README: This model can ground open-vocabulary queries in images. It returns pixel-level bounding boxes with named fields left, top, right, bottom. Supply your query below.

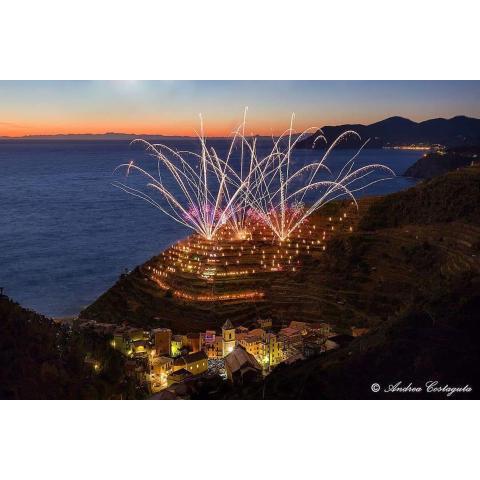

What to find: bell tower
left=222, top=319, right=236, bottom=357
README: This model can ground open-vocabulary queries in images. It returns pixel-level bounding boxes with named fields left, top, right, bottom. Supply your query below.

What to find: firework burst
left=114, top=112, right=395, bottom=242
left=113, top=115, right=252, bottom=240
left=234, top=114, right=395, bottom=241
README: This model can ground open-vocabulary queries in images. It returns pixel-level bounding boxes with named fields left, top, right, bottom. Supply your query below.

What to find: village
left=78, top=315, right=369, bottom=398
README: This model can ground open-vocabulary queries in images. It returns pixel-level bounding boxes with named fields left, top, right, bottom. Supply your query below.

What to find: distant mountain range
left=2, top=116, right=480, bottom=146
left=295, top=116, right=480, bottom=149
left=0, top=132, right=191, bottom=141
left=0, top=132, right=282, bottom=141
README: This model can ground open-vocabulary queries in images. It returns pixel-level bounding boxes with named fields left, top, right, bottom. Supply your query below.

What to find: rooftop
left=279, top=327, right=301, bottom=337
left=224, top=346, right=261, bottom=373
left=174, top=350, right=208, bottom=366
left=169, top=368, right=191, bottom=377
left=222, top=319, right=234, bottom=330
left=152, top=328, right=172, bottom=334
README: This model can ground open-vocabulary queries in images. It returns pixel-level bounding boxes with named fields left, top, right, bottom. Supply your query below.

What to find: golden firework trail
left=113, top=112, right=395, bottom=241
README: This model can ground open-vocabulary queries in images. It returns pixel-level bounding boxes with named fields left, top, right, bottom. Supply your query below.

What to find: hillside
left=361, top=165, right=480, bottom=229
left=404, top=146, right=480, bottom=178
left=81, top=166, right=480, bottom=339
left=0, top=295, right=146, bottom=399
left=295, top=116, right=480, bottom=149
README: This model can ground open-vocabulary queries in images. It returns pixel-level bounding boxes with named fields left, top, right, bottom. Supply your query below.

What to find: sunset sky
left=1, top=81, right=479, bottom=137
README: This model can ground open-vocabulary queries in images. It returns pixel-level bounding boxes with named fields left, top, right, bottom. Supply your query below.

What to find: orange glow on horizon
left=0, top=118, right=326, bottom=138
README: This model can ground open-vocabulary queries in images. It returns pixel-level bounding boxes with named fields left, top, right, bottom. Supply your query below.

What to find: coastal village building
left=151, top=356, right=174, bottom=390
left=224, top=346, right=262, bottom=384
left=236, top=328, right=284, bottom=368
left=236, top=326, right=249, bottom=335
left=173, top=351, right=208, bottom=376
left=289, top=321, right=309, bottom=335
left=171, top=335, right=183, bottom=357
left=239, top=335, right=264, bottom=358
left=222, top=320, right=236, bottom=357
left=111, top=327, right=149, bottom=357
left=308, top=322, right=335, bottom=337
left=279, top=327, right=303, bottom=348
left=303, top=339, right=325, bottom=358
left=152, top=328, right=172, bottom=356
left=200, top=330, right=223, bottom=359
left=129, top=329, right=146, bottom=342
left=257, top=318, right=272, bottom=330
left=151, top=356, right=174, bottom=376
left=103, top=313, right=340, bottom=394
left=112, top=332, right=129, bottom=355
left=238, top=329, right=264, bottom=358
left=278, top=327, right=304, bottom=359
left=186, top=333, right=201, bottom=353
left=167, top=369, right=192, bottom=386
left=263, top=333, right=283, bottom=367
left=132, top=339, right=148, bottom=357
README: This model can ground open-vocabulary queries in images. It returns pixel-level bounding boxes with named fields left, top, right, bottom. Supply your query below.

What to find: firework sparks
left=240, top=114, right=395, bottom=240
left=114, top=112, right=395, bottom=242
left=113, top=115, right=253, bottom=240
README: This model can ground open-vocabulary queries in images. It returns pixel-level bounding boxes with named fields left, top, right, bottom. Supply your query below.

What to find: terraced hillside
left=81, top=167, right=480, bottom=333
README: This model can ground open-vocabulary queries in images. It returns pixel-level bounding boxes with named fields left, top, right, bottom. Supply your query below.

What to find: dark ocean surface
left=0, top=139, right=421, bottom=317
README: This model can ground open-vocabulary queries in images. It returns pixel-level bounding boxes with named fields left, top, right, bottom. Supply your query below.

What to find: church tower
left=222, top=319, right=236, bottom=357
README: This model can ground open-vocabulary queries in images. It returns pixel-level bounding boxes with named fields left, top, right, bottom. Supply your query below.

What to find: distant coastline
left=3, top=115, right=479, bottom=144
left=295, top=115, right=480, bottom=150
left=0, top=133, right=199, bottom=141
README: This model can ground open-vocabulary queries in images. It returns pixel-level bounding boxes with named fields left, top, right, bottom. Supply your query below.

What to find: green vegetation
left=360, top=166, right=480, bottom=230
left=0, top=297, right=147, bottom=399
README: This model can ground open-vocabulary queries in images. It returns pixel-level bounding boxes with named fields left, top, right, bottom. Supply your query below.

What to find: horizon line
left=1, top=114, right=478, bottom=139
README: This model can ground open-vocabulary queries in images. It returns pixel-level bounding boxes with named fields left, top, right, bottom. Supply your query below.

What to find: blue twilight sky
left=0, top=80, right=479, bottom=136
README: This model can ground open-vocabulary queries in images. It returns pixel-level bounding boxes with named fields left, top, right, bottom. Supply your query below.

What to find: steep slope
left=360, top=165, right=480, bottom=229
